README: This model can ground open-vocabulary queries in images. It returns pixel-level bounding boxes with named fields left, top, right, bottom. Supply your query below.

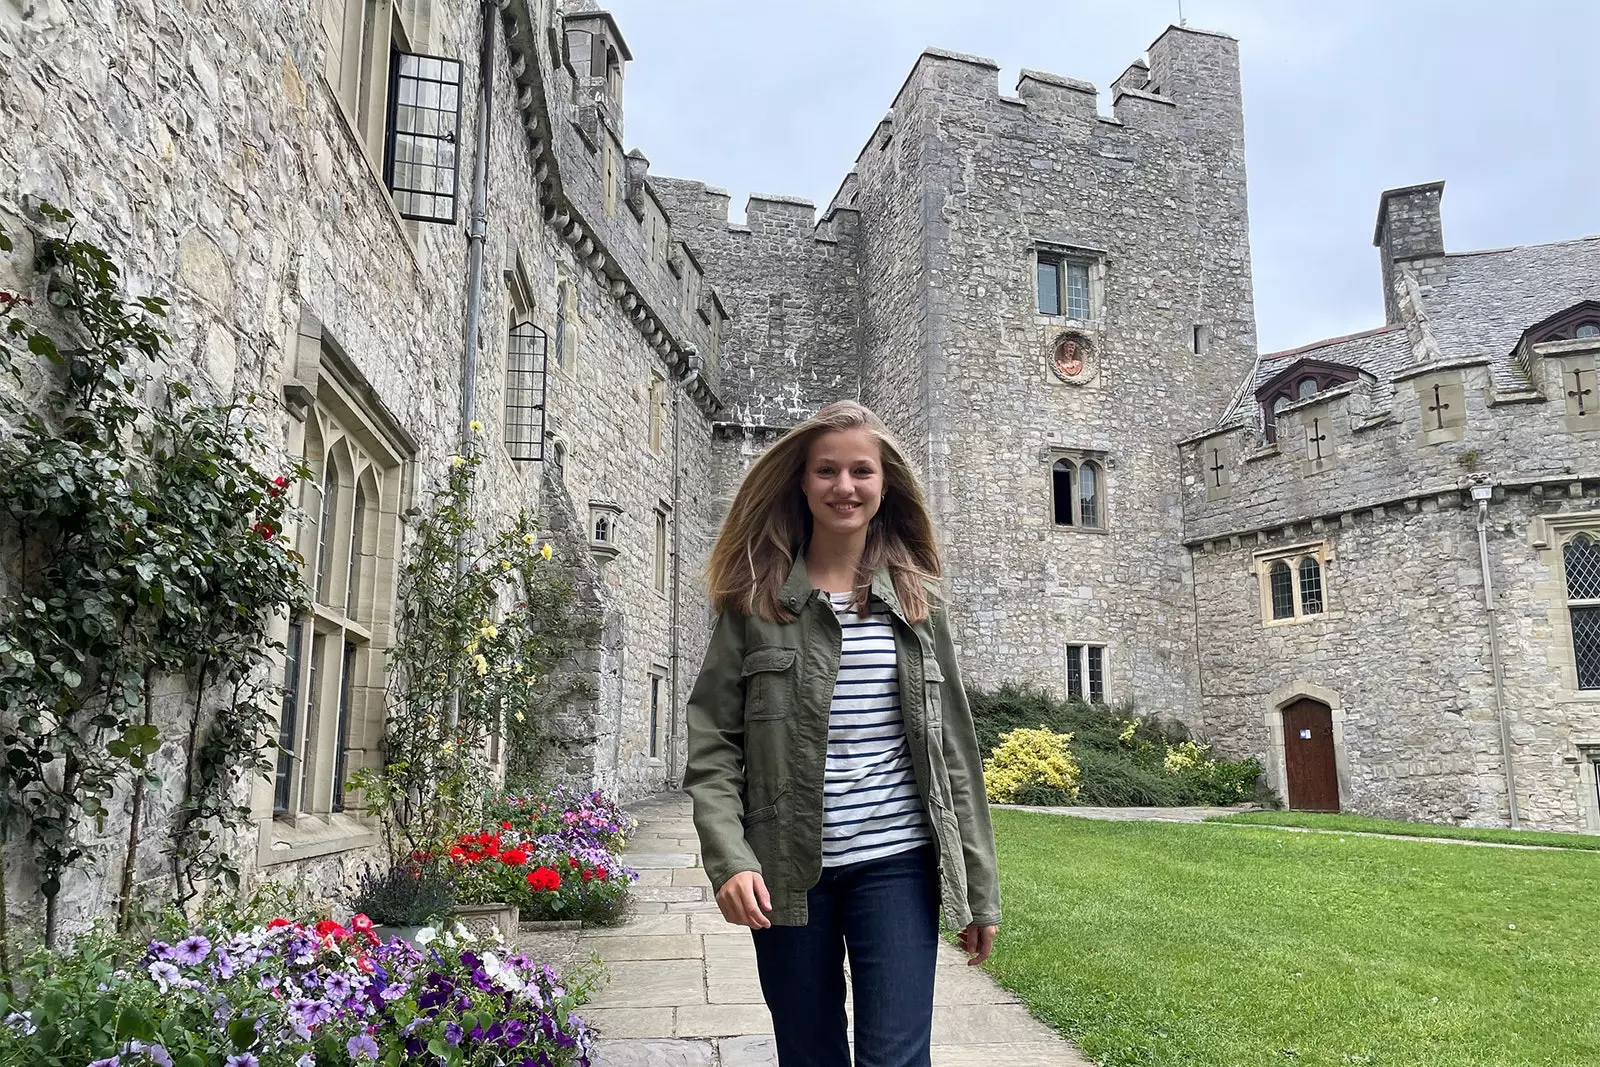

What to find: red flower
left=350, top=913, right=374, bottom=933
left=449, top=846, right=465, bottom=861
left=568, top=857, right=579, bottom=869
left=500, top=848, right=529, bottom=866
left=581, top=869, right=592, bottom=882
left=274, top=475, right=289, bottom=488
left=314, top=919, right=345, bottom=939
left=254, top=522, right=275, bottom=540
left=501, top=821, right=513, bottom=830
left=266, top=917, right=292, bottom=930
left=526, top=866, right=561, bottom=892
left=595, top=868, right=607, bottom=881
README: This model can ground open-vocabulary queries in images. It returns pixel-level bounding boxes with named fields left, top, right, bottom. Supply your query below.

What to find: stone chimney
left=1374, top=182, right=1445, bottom=324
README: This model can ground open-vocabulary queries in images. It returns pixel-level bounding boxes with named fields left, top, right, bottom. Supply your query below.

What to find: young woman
left=683, top=400, right=1001, bottom=1067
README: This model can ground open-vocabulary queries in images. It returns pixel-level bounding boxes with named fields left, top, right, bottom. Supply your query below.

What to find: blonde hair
left=707, top=400, right=942, bottom=623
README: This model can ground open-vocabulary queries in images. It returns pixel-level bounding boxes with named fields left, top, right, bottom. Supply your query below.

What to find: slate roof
left=1209, top=232, right=1600, bottom=431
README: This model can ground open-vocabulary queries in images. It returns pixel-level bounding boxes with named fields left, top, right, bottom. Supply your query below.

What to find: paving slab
left=674, top=1003, right=775, bottom=1038
left=580, top=914, right=688, bottom=938
left=705, top=976, right=766, bottom=1005
left=931, top=1043, right=1092, bottom=1066
left=932, top=960, right=1020, bottom=1006
left=585, top=959, right=708, bottom=1009
left=589, top=1038, right=713, bottom=1067
left=664, top=898, right=723, bottom=913
left=671, top=867, right=712, bottom=887
left=635, top=885, right=708, bottom=903
left=689, top=913, right=747, bottom=937
left=931, top=1003, right=1060, bottom=1045
left=582, top=1007, right=676, bottom=1040
left=592, top=935, right=705, bottom=962
left=715, top=1035, right=779, bottom=1067
left=626, top=852, right=700, bottom=869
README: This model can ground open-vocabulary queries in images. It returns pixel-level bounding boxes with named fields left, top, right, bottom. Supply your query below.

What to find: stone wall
left=1190, top=486, right=1600, bottom=832
left=0, top=0, right=724, bottom=939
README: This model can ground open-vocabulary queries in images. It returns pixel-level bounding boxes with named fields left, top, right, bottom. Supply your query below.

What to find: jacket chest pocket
left=742, top=645, right=797, bottom=722
left=922, top=655, right=945, bottom=731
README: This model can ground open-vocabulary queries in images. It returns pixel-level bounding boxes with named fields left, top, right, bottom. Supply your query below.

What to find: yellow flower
left=540, top=543, right=553, bottom=561
left=1118, top=721, right=1138, bottom=744
left=480, top=624, right=498, bottom=640
left=522, top=533, right=537, bottom=547
left=473, top=653, right=489, bottom=676
left=512, top=663, right=523, bottom=674
left=466, top=638, right=479, bottom=655
left=514, top=711, right=526, bottom=723
left=469, top=419, right=484, bottom=434
left=500, top=560, right=513, bottom=571
left=449, top=454, right=466, bottom=468
left=442, top=740, right=456, bottom=755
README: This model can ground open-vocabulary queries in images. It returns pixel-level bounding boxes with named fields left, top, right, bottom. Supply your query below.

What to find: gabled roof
left=1516, top=299, right=1600, bottom=348
left=1254, top=357, right=1365, bottom=400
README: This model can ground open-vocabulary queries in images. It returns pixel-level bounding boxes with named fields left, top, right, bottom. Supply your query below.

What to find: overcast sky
left=602, top=0, right=1599, bottom=353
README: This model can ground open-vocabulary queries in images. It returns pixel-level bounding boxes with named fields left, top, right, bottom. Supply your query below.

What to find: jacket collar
left=778, top=550, right=906, bottom=621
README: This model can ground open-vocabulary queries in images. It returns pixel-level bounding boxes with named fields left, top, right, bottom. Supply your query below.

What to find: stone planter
left=372, top=923, right=428, bottom=947
left=450, top=901, right=519, bottom=942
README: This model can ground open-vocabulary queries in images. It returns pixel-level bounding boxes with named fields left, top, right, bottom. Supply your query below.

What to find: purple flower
left=225, top=1056, right=259, bottom=1067
left=444, top=1022, right=464, bottom=1046
left=147, top=961, right=180, bottom=993
left=296, top=1055, right=316, bottom=1067
left=501, top=1019, right=526, bottom=1047
left=88, top=1058, right=119, bottom=1067
left=323, top=972, right=353, bottom=1000
left=213, top=949, right=236, bottom=980
left=378, top=981, right=408, bottom=1001
left=148, top=1047, right=174, bottom=1067
left=146, top=940, right=174, bottom=961
left=174, top=935, right=211, bottom=965
left=347, top=1033, right=380, bottom=1060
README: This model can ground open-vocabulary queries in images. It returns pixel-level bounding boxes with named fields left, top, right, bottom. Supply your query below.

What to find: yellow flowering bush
left=1163, top=739, right=1212, bottom=774
left=984, top=727, right=1082, bottom=804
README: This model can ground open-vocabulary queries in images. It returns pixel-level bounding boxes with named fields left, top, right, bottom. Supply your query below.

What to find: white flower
left=449, top=454, right=467, bottom=469
left=413, top=926, right=437, bottom=946
left=453, top=922, right=476, bottom=943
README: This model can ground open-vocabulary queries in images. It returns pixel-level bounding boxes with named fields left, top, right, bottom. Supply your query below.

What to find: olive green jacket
left=683, top=556, right=1001, bottom=929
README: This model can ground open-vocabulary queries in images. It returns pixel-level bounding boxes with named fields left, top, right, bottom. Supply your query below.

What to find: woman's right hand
left=715, top=870, right=773, bottom=928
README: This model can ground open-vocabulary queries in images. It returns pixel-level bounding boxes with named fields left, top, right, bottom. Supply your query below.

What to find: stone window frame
left=1048, top=450, right=1107, bottom=532
left=262, top=314, right=415, bottom=864
left=502, top=257, right=548, bottom=462
left=553, top=272, right=579, bottom=373
left=653, top=501, right=670, bottom=596
left=648, top=370, right=668, bottom=454
left=648, top=663, right=669, bottom=763
left=1065, top=643, right=1107, bottom=704
left=1033, top=242, right=1105, bottom=323
left=1252, top=541, right=1332, bottom=627
left=1529, top=512, right=1600, bottom=698
left=589, top=500, right=623, bottom=560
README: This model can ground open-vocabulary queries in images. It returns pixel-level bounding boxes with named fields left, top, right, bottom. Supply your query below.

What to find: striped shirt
left=821, top=590, right=931, bottom=867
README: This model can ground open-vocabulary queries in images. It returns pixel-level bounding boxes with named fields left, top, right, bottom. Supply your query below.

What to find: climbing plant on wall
left=0, top=204, right=306, bottom=955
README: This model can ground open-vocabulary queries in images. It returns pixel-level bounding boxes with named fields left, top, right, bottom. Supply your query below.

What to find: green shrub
left=351, top=862, right=456, bottom=926
left=968, top=684, right=1275, bottom=808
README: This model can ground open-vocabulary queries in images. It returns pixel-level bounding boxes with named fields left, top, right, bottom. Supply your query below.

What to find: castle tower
left=849, top=26, right=1259, bottom=715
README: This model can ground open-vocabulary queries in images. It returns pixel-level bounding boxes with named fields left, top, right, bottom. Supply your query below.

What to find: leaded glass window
left=346, top=485, right=367, bottom=618
left=1297, top=378, right=1319, bottom=400
left=504, top=321, right=548, bottom=461
left=315, top=466, right=339, bottom=604
left=1269, top=561, right=1295, bottom=620
left=1087, top=645, right=1105, bottom=703
left=273, top=621, right=306, bottom=815
left=1066, top=644, right=1107, bottom=703
left=1565, top=534, right=1600, bottom=689
left=1036, top=257, right=1061, bottom=316
left=1298, top=556, right=1324, bottom=615
left=1577, top=323, right=1600, bottom=339
left=1064, top=262, right=1091, bottom=320
left=1079, top=461, right=1101, bottom=528
left=384, top=50, right=464, bottom=224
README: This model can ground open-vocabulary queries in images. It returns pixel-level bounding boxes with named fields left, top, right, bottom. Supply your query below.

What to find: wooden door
left=1282, top=699, right=1339, bottom=812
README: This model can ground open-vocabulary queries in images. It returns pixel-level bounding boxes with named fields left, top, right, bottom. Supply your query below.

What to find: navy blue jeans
left=750, top=845, right=939, bottom=1067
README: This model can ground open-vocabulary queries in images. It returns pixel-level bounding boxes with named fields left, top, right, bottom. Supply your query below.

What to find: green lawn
left=1207, top=810, right=1600, bottom=851
left=986, top=810, right=1600, bottom=1067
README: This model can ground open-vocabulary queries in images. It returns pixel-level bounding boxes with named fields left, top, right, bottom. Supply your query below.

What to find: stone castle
left=2, top=0, right=1597, bottom=926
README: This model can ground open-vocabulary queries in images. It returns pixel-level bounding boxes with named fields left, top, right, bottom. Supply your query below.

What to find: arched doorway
left=1282, top=698, right=1340, bottom=812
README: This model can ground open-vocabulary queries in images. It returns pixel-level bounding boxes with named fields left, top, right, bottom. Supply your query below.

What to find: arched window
left=1564, top=534, right=1600, bottom=689
left=1297, top=378, right=1319, bottom=400
left=1052, top=460, right=1074, bottom=526
left=550, top=440, right=566, bottom=484
left=1578, top=323, right=1600, bottom=339
left=1079, top=461, right=1101, bottom=528
left=345, top=482, right=369, bottom=619
left=1269, top=561, right=1295, bottom=620
left=554, top=281, right=570, bottom=369
left=1298, top=556, right=1324, bottom=615
left=594, top=514, right=613, bottom=544
left=314, top=462, right=340, bottom=605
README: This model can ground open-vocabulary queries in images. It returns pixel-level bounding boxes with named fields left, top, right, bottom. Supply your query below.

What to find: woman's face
left=803, top=427, right=884, bottom=539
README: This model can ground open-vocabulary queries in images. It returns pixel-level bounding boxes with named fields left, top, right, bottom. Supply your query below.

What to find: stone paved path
left=998, top=803, right=1255, bottom=823
left=575, top=792, right=1092, bottom=1067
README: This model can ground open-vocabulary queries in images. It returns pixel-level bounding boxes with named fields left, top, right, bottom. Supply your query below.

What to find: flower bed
left=0, top=914, right=594, bottom=1067
left=447, top=788, right=639, bottom=926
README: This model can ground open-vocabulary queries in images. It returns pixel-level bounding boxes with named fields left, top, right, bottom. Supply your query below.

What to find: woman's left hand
left=957, top=923, right=998, bottom=965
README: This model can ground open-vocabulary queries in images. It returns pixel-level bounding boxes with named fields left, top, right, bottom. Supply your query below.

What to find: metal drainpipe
left=667, top=359, right=701, bottom=787
left=1473, top=481, right=1521, bottom=828
left=449, top=1, right=496, bottom=736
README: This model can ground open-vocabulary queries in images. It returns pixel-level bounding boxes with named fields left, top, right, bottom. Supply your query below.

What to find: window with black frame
left=1564, top=533, right=1600, bottom=689
left=385, top=50, right=464, bottom=224
left=504, top=321, right=549, bottom=461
